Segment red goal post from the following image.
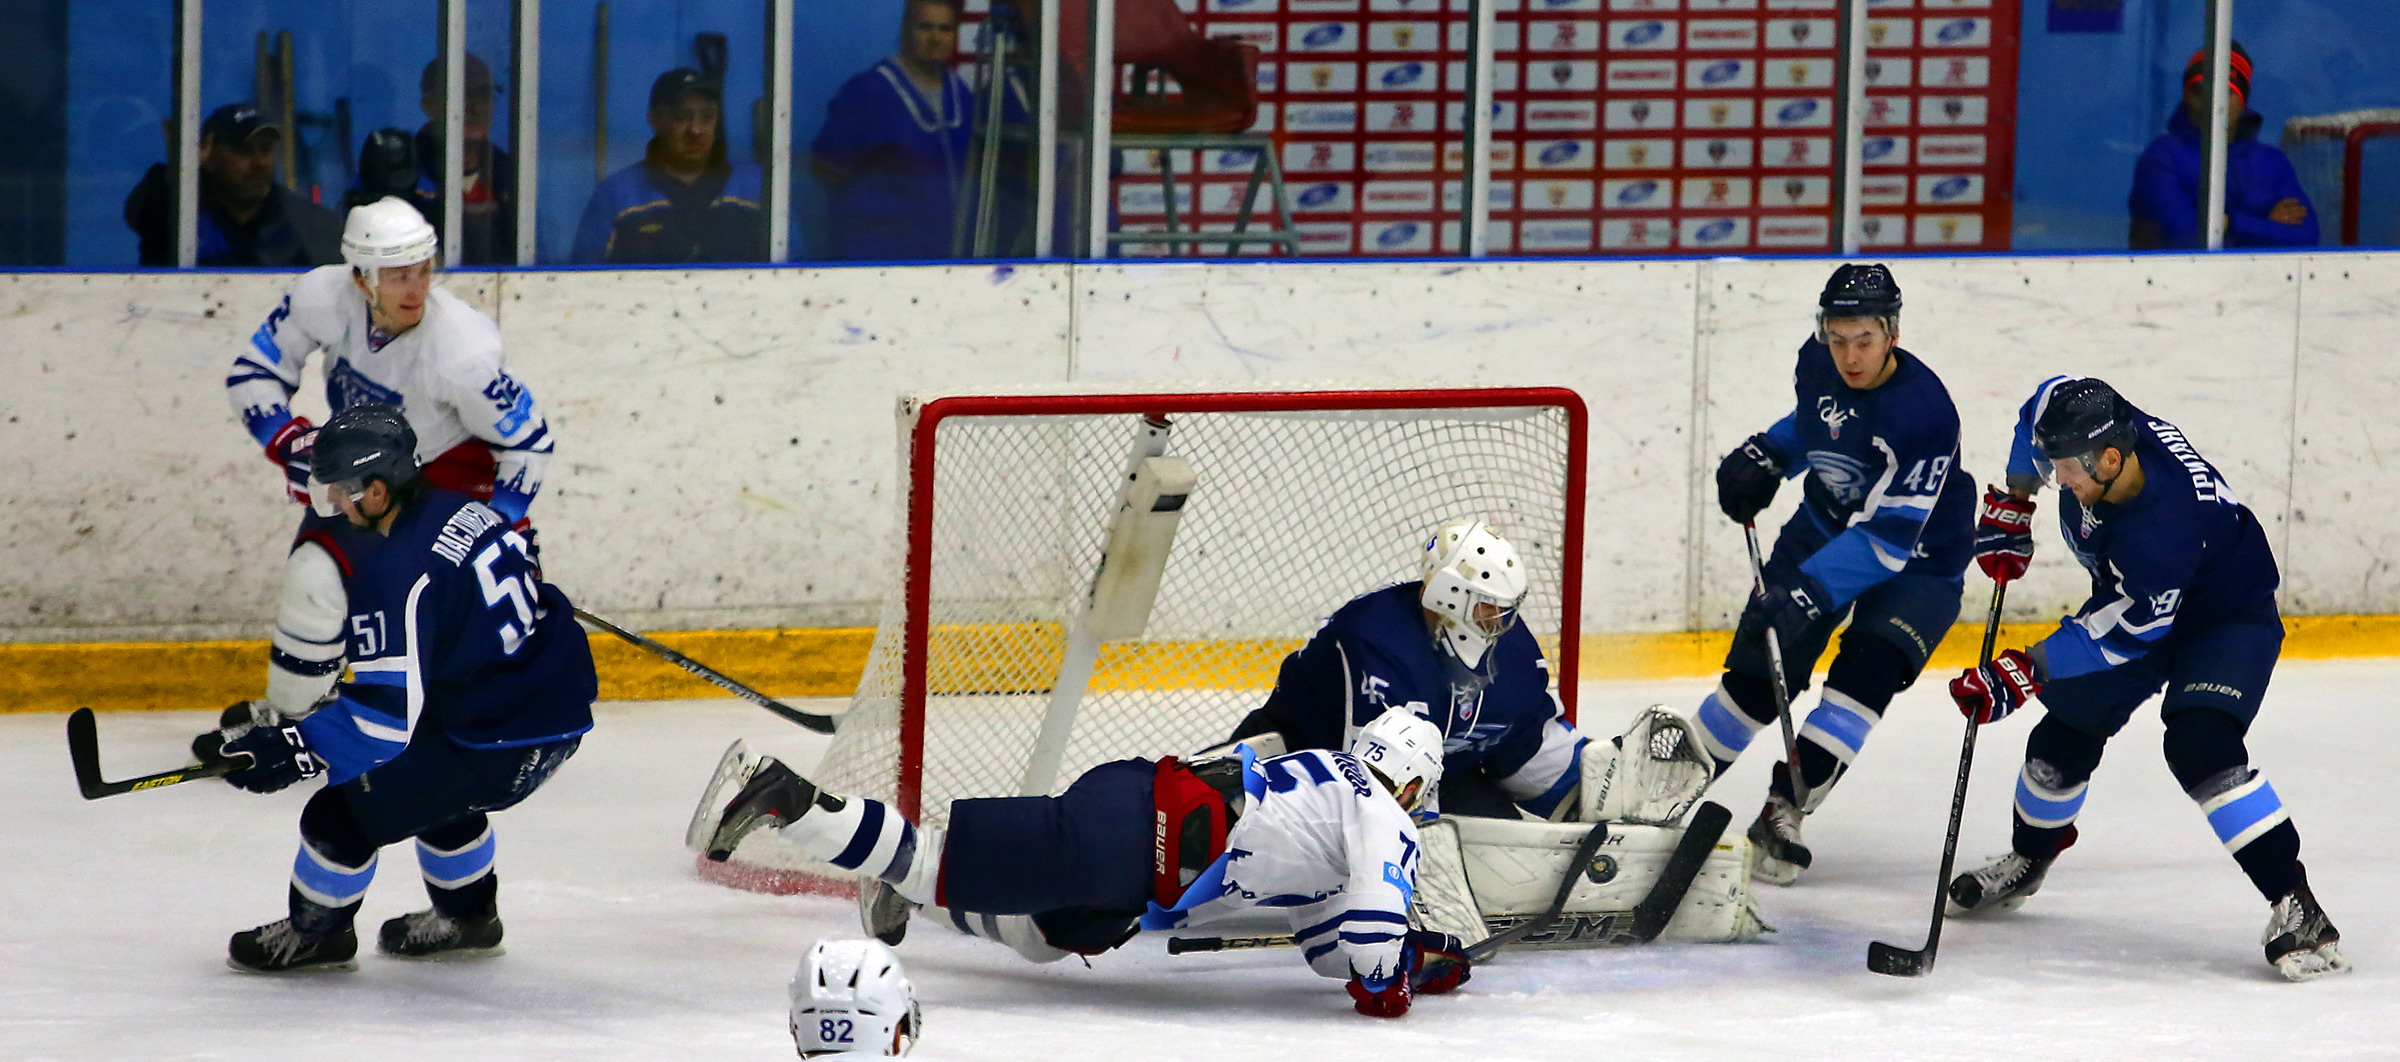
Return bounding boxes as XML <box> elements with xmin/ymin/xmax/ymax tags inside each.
<box><xmin>824</xmin><ymin>385</ymin><xmax>1590</xmax><ymax>829</ymax></box>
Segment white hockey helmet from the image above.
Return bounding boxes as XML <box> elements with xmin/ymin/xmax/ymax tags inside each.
<box><xmin>790</xmin><ymin>938</ymin><xmax>920</xmax><ymax>1057</ymax></box>
<box><xmin>1418</xmin><ymin>517</ymin><xmax>1529</xmax><ymax>668</ymax></box>
<box><xmin>1351</xmin><ymin>708</ymin><xmax>1445</xmax><ymax>815</ymax></box>
<box><xmin>341</xmin><ymin>196</ymin><xmax>439</xmax><ymax>284</ymax></box>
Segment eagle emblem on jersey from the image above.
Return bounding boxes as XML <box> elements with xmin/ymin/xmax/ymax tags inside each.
<box><xmin>1805</xmin><ymin>451</ymin><xmax>1873</xmax><ymax>506</ymax></box>
<box><xmin>328</xmin><ymin>360</ymin><xmax>404</xmax><ymax>413</ymax></box>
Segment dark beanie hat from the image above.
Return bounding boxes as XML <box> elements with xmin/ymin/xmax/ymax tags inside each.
<box><xmin>2183</xmin><ymin>40</ymin><xmax>2253</xmax><ymax>104</ymax></box>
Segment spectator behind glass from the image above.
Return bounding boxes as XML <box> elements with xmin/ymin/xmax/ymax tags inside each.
<box><xmin>348</xmin><ymin>128</ymin><xmax>432</xmax><ymax>211</ymax></box>
<box><xmin>417</xmin><ymin>54</ymin><xmax>519</xmax><ymax>264</ymax></box>
<box><xmin>122</xmin><ymin>103</ymin><xmax>341</xmax><ymax>267</ymax></box>
<box><xmin>2128</xmin><ymin>41</ymin><xmax>2318</xmax><ymax>250</ymax></box>
<box><xmin>811</xmin><ymin>0</ymin><xmax>978</xmax><ymax>260</ymax></box>
<box><xmin>572</xmin><ymin>69</ymin><xmax>769</xmax><ymax>264</ymax></box>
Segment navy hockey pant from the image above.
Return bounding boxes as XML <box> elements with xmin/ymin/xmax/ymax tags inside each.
<box><xmin>941</xmin><ymin>757</ymin><xmax>1158</xmax><ymax>952</ymax></box>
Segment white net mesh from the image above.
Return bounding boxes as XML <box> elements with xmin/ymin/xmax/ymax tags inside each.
<box><xmin>2280</xmin><ymin>108</ymin><xmax>2400</xmax><ymax>245</ymax></box>
<box><xmin>812</xmin><ymin>390</ymin><xmax>1583</xmax><ymax>831</ymax></box>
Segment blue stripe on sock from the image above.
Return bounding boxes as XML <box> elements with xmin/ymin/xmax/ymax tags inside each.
<box><xmin>2014</xmin><ymin>770</ymin><xmax>2086</xmax><ymax>828</ymax></box>
<box><xmin>417</xmin><ymin>832</ymin><xmax>496</xmax><ymax>887</ymax></box>
<box><xmin>2207</xmin><ymin>781</ymin><xmax>2285</xmax><ymax>848</ymax></box>
<box><xmin>1698</xmin><ymin>692</ymin><xmax>1759</xmax><ymax>757</ymax></box>
<box><xmin>832</xmin><ymin>799</ymin><xmax>885</xmax><ymax>871</ymax></box>
<box><xmin>291</xmin><ymin>847</ymin><xmax>376</xmax><ymax>906</ymax></box>
<box><xmin>1803</xmin><ymin>700</ymin><xmax>1874</xmax><ymax>758</ymax></box>
<box><xmin>950</xmin><ymin>907</ymin><xmax>974</xmax><ymax>935</ymax></box>
<box><xmin>878</xmin><ymin>822</ymin><xmax>918</xmax><ymax>883</ymax></box>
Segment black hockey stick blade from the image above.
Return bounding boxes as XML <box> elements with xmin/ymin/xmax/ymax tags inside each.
<box><xmin>1623</xmin><ymin>800</ymin><xmax>1733</xmax><ymax>944</ymax></box>
<box><xmin>1866</xmin><ymin>935</ymin><xmax>1934</xmax><ymax>977</ymax></box>
<box><xmin>66</xmin><ymin>708</ymin><xmax>241</xmax><ymax>800</ymax></box>
<box><xmin>1467</xmin><ymin>819</ymin><xmax>1614</xmax><ymax>963</ymax></box>
<box><xmin>1166</xmin><ymin>934</ymin><xmax>1294</xmax><ymax>955</ymax></box>
<box><xmin>572</xmin><ymin>607</ymin><xmax>837</xmax><ymax>734</ymax></box>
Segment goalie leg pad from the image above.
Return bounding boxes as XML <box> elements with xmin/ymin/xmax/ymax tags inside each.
<box><xmin>1409</xmin><ymin>819</ymin><xmax>1490</xmax><ymax>950</ymax></box>
<box><xmin>1580</xmin><ymin>706</ymin><xmax>1715</xmax><ymax>825</ymax></box>
<box><xmin>1453</xmin><ymin>816</ymin><xmax>1763</xmax><ymax>945</ymax></box>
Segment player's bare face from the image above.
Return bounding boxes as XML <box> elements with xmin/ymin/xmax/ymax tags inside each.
<box><xmin>366</xmin><ymin>261</ymin><xmax>434</xmax><ymax>332</ymax></box>
<box><xmin>1823</xmin><ymin>318</ymin><xmax>1897</xmax><ymax>390</ymax></box>
<box><xmin>902</xmin><ymin>4</ymin><xmax>959</xmax><ymax>70</ymax></box>
<box><xmin>328</xmin><ymin>480</ymin><xmax>397</xmax><ymax>533</ymax></box>
<box><xmin>2050</xmin><ymin>452</ymin><xmax>2116</xmax><ymax>506</ymax></box>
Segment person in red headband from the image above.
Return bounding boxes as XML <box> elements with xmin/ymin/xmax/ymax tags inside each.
<box><xmin>2128</xmin><ymin>41</ymin><xmax>2317</xmax><ymax>249</ymax></box>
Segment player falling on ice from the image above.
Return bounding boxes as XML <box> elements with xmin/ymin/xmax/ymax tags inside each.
<box><xmin>1703</xmin><ymin>263</ymin><xmax>1976</xmax><ymax>884</ymax></box>
<box><xmin>1945</xmin><ymin>377</ymin><xmax>2346</xmax><ymax>981</ymax></box>
<box><xmin>208</xmin><ymin>405</ymin><xmax>596</xmax><ymax>972</ymax></box>
<box><xmin>706</xmin><ymin>709</ymin><xmax>1472</xmax><ymax>1018</ymax></box>
<box><xmin>1217</xmin><ymin>516</ymin><xmax>1710</xmax><ymax>826</ymax></box>
<box><xmin>220</xmin><ymin>195</ymin><xmax>556</xmax><ymax>730</ymax></box>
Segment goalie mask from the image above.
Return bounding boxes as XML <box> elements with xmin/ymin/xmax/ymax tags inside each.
<box><xmin>791</xmin><ymin>938</ymin><xmax>920</xmax><ymax>1057</ymax></box>
<box><xmin>1351</xmin><ymin>708</ymin><xmax>1445</xmax><ymax>816</ymax></box>
<box><xmin>1419</xmin><ymin>518</ymin><xmax>1528</xmax><ymax>668</ymax></box>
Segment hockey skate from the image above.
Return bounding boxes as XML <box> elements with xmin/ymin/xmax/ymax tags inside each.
<box><xmin>2263</xmin><ymin>875</ymin><xmax>2348</xmax><ymax>982</ymax></box>
<box><xmin>1947</xmin><ymin>851</ymin><xmax>2052</xmax><ymax>914</ymax></box>
<box><xmin>704</xmin><ymin>756</ymin><xmax>818</xmax><ymax>862</ymax></box>
<box><xmin>1744</xmin><ymin>766</ymin><xmax>1812</xmax><ymax>886</ymax></box>
<box><xmin>227</xmin><ymin>918</ymin><xmax>358</xmax><ymax>974</ymax></box>
<box><xmin>859</xmin><ymin>879</ymin><xmax>914</xmax><ymax>946</ymax></box>
<box><xmin>379</xmin><ymin>908</ymin><xmax>505</xmax><ymax>959</ymax></box>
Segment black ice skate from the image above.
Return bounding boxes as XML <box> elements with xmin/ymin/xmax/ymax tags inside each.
<box><xmin>227</xmin><ymin>918</ymin><xmax>359</xmax><ymax>974</ymax></box>
<box><xmin>1947</xmin><ymin>851</ymin><xmax>2052</xmax><ymax>914</ymax></box>
<box><xmin>2263</xmin><ymin>876</ymin><xmax>2348</xmax><ymax>982</ymax></box>
<box><xmin>379</xmin><ymin>909</ymin><xmax>505</xmax><ymax>959</ymax></box>
<box><xmin>705</xmin><ymin>757</ymin><xmax>819</xmax><ymax>862</ymax></box>
<box><xmin>1745</xmin><ymin>768</ymin><xmax>1812</xmax><ymax>886</ymax></box>
<box><xmin>859</xmin><ymin>879</ymin><xmax>914</xmax><ymax>946</ymax></box>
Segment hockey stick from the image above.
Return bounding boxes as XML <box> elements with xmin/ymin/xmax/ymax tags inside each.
<box><xmin>1166</xmin><ymin>803</ymin><xmax>1732</xmax><ymax>958</ymax></box>
<box><xmin>65</xmin><ymin>707</ymin><xmax>242</xmax><ymax>799</ymax></box>
<box><xmin>1867</xmin><ymin>580</ymin><xmax>2008</xmax><ymax>977</ymax></box>
<box><xmin>571</xmin><ymin>607</ymin><xmax>837</xmax><ymax>734</ymax></box>
<box><xmin>1743</xmin><ymin>523</ymin><xmax>1812</xmax><ymax>818</ymax></box>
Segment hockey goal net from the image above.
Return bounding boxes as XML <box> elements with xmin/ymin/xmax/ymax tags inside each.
<box><xmin>697</xmin><ymin>386</ymin><xmax>1586</xmax><ymax>893</ymax></box>
<box><xmin>2281</xmin><ymin>108</ymin><xmax>2400</xmax><ymax>246</ymax></box>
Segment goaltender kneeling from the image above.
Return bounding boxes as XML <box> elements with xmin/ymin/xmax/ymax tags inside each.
<box><xmin>706</xmin><ymin>710</ymin><xmax>1467</xmax><ymax>1017</ymax></box>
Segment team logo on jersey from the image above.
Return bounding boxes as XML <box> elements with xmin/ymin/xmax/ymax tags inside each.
<box><xmin>1805</xmin><ymin>451</ymin><xmax>1873</xmax><ymax>506</ymax></box>
<box><xmin>1816</xmin><ymin>395</ymin><xmax>1853</xmax><ymax>439</ymax></box>
<box><xmin>328</xmin><ymin>360</ymin><xmax>405</xmax><ymax>412</ymax></box>
<box><xmin>1450</xmin><ymin>684</ymin><xmax>1480</xmax><ymax>727</ymax></box>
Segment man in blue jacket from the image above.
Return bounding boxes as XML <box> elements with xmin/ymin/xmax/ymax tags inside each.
<box><xmin>573</xmin><ymin>68</ymin><xmax>768</xmax><ymax>263</ymax></box>
<box><xmin>2128</xmin><ymin>42</ymin><xmax>2318</xmax><ymax>250</ymax></box>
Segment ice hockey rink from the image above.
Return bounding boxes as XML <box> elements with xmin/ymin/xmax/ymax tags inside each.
<box><xmin>9</xmin><ymin>663</ymin><xmax>2392</xmax><ymax>1061</ymax></box>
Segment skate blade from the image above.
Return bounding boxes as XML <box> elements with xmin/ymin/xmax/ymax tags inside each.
<box><xmin>382</xmin><ymin>944</ymin><xmax>506</xmax><ymax>962</ymax></box>
<box><xmin>226</xmin><ymin>956</ymin><xmax>359</xmax><ymax>975</ymax></box>
<box><xmin>2275</xmin><ymin>942</ymin><xmax>2351</xmax><ymax>982</ymax></box>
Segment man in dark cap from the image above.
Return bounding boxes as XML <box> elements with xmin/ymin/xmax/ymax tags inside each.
<box><xmin>414</xmin><ymin>54</ymin><xmax>519</xmax><ymax>264</ymax></box>
<box><xmin>571</xmin><ymin>68</ymin><xmax>767</xmax><ymax>263</ymax></box>
<box><xmin>122</xmin><ymin>103</ymin><xmax>342</xmax><ymax>267</ymax></box>
<box><xmin>2128</xmin><ymin>41</ymin><xmax>2317</xmax><ymax>249</ymax></box>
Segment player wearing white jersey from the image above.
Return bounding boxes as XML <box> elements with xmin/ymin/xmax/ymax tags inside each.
<box><xmin>218</xmin><ymin>197</ymin><xmax>557</xmax><ymax>723</ymax></box>
<box><xmin>705</xmin><ymin>711</ymin><xmax>1470</xmax><ymax>1017</ymax></box>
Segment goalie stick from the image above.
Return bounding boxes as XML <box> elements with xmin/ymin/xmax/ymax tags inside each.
<box><xmin>65</xmin><ymin>707</ymin><xmax>241</xmax><ymax>799</ymax></box>
<box><xmin>1867</xmin><ymin>581</ymin><xmax>2008</xmax><ymax>978</ymax></box>
<box><xmin>1164</xmin><ymin>803</ymin><xmax>1733</xmax><ymax>959</ymax></box>
<box><xmin>572</xmin><ymin>607</ymin><xmax>836</xmax><ymax>734</ymax></box>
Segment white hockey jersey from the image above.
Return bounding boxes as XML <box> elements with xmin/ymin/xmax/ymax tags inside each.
<box><xmin>227</xmin><ymin>265</ymin><xmax>554</xmax><ymax>521</ymax></box>
<box><xmin>1143</xmin><ymin>748</ymin><xmax>1422</xmax><ymax>987</ymax></box>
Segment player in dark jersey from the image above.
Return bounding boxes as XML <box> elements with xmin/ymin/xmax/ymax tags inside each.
<box><xmin>204</xmin><ymin>405</ymin><xmax>596</xmax><ymax>973</ymax></box>
<box><xmin>1704</xmin><ymin>263</ymin><xmax>1976</xmax><ymax>884</ymax></box>
<box><xmin>1946</xmin><ymin>377</ymin><xmax>2345</xmax><ymax>982</ymax></box>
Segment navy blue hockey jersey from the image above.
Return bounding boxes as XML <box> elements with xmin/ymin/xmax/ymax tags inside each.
<box><xmin>295</xmin><ymin>489</ymin><xmax>596</xmax><ymax>781</ymax></box>
<box><xmin>1256</xmin><ymin>583</ymin><xmax>1584</xmax><ymax>818</ymax></box>
<box><xmin>2006</xmin><ymin>377</ymin><xmax>2281</xmax><ymax>681</ymax></box>
<box><xmin>1760</xmin><ymin>338</ymin><xmax>1976</xmax><ymax>605</ymax></box>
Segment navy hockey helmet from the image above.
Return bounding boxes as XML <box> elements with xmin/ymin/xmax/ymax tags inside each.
<box><xmin>2032</xmin><ymin>378</ymin><xmax>2137</xmax><ymax>467</ymax></box>
<box><xmin>1819</xmin><ymin>263</ymin><xmax>1902</xmax><ymax>319</ymax></box>
<box><xmin>309</xmin><ymin>403</ymin><xmax>420</xmax><ymax>516</ymax></box>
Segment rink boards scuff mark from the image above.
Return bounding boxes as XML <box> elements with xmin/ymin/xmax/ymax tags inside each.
<box><xmin>14</xmin><ymin>613</ymin><xmax>2400</xmax><ymax>714</ymax></box>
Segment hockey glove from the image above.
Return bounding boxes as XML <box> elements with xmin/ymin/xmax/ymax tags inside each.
<box><xmin>1753</xmin><ymin>571</ymin><xmax>1829</xmax><ymax>674</ymax></box>
<box><xmin>1347</xmin><ymin>969</ymin><xmax>1414</xmax><ymax>1018</ymax></box>
<box><xmin>1973</xmin><ymin>487</ymin><xmax>2037</xmax><ymax>584</ymax></box>
<box><xmin>192</xmin><ymin>699</ymin><xmax>278</xmax><ymax>765</ymax></box>
<box><xmin>265</xmin><ymin>417</ymin><xmax>317</xmax><ymax>506</ymax></box>
<box><xmin>1715</xmin><ymin>434</ymin><xmax>1786</xmax><ymax>524</ymax></box>
<box><xmin>1409</xmin><ymin>930</ymin><xmax>1472</xmax><ymax>995</ymax></box>
<box><xmin>222</xmin><ymin>721</ymin><xmax>325</xmax><ymax>794</ymax></box>
<box><xmin>1950</xmin><ymin>649</ymin><xmax>2041</xmax><ymax>725</ymax></box>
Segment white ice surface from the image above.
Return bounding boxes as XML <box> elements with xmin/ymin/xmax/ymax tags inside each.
<box><xmin>6</xmin><ymin>663</ymin><xmax>2395</xmax><ymax>1060</ymax></box>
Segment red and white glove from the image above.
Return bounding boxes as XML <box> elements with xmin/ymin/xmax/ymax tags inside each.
<box><xmin>1973</xmin><ymin>486</ymin><xmax>2037</xmax><ymax>584</ymax></box>
<box><xmin>264</xmin><ymin>417</ymin><xmax>317</xmax><ymax>506</ymax></box>
<box><xmin>1950</xmin><ymin>649</ymin><xmax>2042</xmax><ymax>724</ymax></box>
<box><xmin>1409</xmin><ymin>930</ymin><xmax>1472</xmax><ymax>996</ymax></box>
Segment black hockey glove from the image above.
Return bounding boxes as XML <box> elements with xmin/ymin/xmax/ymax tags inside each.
<box><xmin>222</xmin><ymin>721</ymin><xmax>325</xmax><ymax>794</ymax></box>
<box><xmin>1715</xmin><ymin>434</ymin><xmax>1786</xmax><ymax>524</ymax></box>
<box><xmin>1744</xmin><ymin>570</ymin><xmax>1829</xmax><ymax>689</ymax></box>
